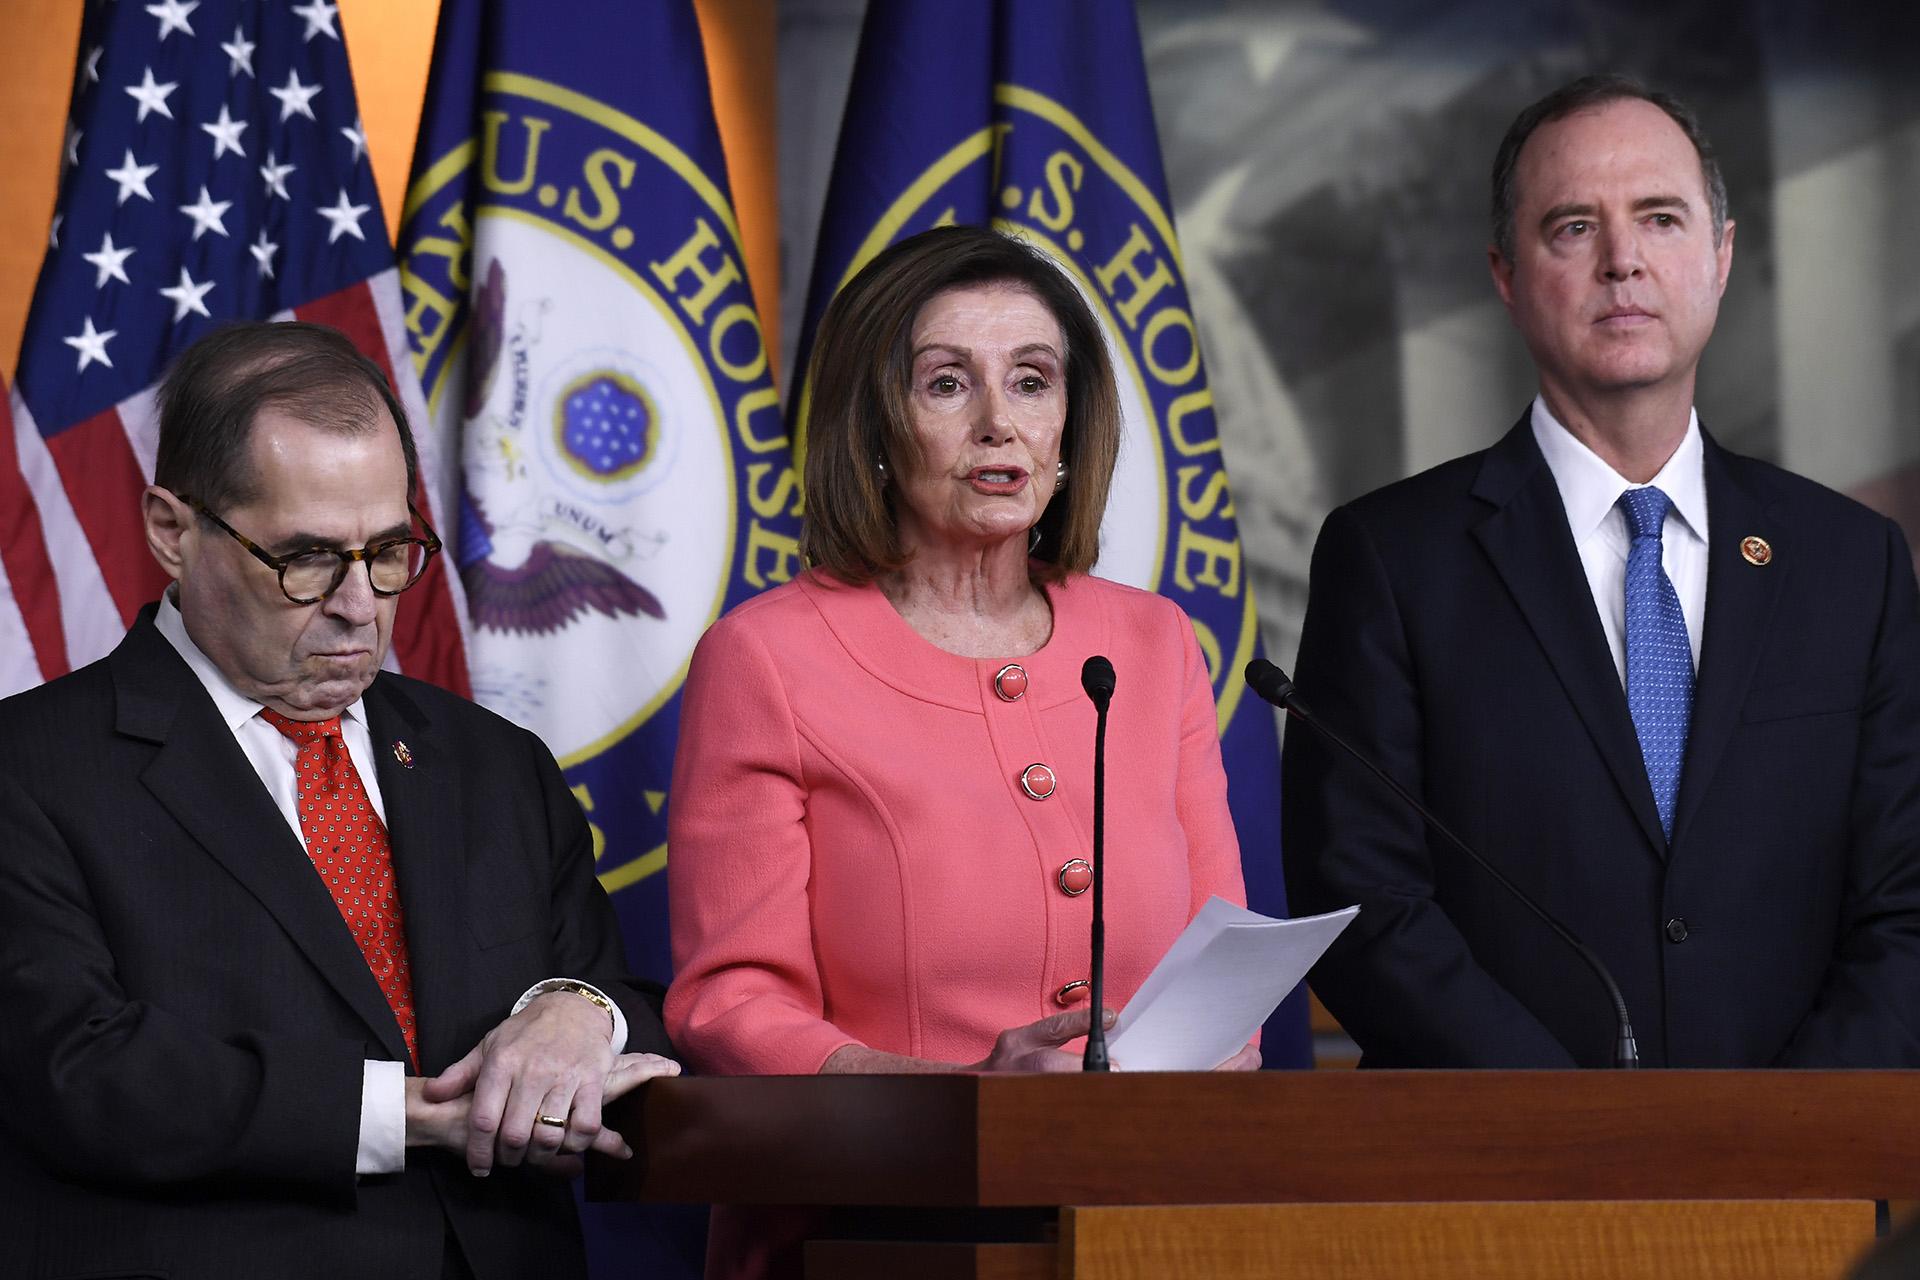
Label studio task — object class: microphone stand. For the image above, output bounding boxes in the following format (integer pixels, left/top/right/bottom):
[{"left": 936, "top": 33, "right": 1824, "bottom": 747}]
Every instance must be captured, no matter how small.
[
  {"left": 1081, "top": 656, "right": 1114, "bottom": 1072},
  {"left": 1246, "top": 659, "right": 1638, "bottom": 1069}
]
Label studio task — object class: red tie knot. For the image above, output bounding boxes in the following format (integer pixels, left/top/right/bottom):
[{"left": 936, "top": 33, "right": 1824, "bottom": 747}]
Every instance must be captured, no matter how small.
[{"left": 259, "top": 707, "right": 345, "bottom": 747}]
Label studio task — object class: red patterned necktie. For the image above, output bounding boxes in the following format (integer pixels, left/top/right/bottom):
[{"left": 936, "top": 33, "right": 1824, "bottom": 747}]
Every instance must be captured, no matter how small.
[{"left": 259, "top": 708, "right": 418, "bottom": 1067}]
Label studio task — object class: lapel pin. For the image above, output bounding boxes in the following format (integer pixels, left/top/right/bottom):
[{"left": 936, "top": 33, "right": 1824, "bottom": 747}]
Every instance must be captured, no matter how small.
[
  {"left": 1740, "top": 536, "right": 1773, "bottom": 567},
  {"left": 392, "top": 740, "right": 415, "bottom": 769}
]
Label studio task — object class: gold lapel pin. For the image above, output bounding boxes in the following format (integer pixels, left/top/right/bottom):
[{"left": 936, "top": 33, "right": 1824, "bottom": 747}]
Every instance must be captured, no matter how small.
[
  {"left": 392, "top": 740, "right": 415, "bottom": 768},
  {"left": 1740, "top": 536, "right": 1773, "bottom": 566}
]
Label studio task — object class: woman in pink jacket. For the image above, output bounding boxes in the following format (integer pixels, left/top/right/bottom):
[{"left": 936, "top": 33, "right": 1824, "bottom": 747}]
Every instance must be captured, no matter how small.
[
  {"left": 666, "top": 223, "right": 1257, "bottom": 1277},
  {"left": 667, "top": 225, "right": 1257, "bottom": 1077}
]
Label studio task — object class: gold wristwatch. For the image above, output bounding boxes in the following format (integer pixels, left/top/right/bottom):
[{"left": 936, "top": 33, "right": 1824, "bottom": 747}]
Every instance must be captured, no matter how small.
[{"left": 545, "top": 980, "right": 616, "bottom": 1031}]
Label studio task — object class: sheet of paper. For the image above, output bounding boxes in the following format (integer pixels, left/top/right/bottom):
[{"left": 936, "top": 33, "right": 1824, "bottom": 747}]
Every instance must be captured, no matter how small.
[{"left": 1105, "top": 898, "right": 1358, "bottom": 1071}]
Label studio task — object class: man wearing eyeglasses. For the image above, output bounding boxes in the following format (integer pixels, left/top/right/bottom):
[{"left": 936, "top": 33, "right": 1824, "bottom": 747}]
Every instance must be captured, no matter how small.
[{"left": 0, "top": 322, "right": 677, "bottom": 1280}]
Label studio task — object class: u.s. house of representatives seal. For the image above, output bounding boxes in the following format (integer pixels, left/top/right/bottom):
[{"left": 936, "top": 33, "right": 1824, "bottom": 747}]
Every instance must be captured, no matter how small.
[{"left": 401, "top": 74, "right": 800, "bottom": 894}]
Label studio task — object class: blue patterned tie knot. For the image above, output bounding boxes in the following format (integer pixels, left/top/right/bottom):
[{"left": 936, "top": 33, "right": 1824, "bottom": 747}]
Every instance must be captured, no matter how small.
[
  {"left": 1618, "top": 485, "right": 1692, "bottom": 841},
  {"left": 1619, "top": 485, "right": 1673, "bottom": 543}
]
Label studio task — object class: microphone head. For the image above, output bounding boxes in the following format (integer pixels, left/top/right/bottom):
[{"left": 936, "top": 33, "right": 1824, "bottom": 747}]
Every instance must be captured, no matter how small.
[
  {"left": 1244, "top": 658, "right": 1296, "bottom": 707},
  {"left": 1081, "top": 655, "right": 1116, "bottom": 703}
]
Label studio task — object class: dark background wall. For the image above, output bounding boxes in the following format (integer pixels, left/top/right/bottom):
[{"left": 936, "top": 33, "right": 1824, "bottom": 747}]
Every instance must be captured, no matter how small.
[{"left": 780, "top": 0, "right": 1920, "bottom": 673}]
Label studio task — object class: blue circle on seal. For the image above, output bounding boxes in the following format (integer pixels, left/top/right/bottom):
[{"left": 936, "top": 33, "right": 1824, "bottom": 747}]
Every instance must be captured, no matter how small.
[{"left": 557, "top": 371, "right": 658, "bottom": 482}]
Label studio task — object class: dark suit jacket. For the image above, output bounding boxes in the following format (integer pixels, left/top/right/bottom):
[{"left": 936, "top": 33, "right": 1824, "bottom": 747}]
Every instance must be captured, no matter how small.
[
  {"left": 0, "top": 608, "right": 671, "bottom": 1279},
  {"left": 1282, "top": 418, "right": 1920, "bottom": 1068}
]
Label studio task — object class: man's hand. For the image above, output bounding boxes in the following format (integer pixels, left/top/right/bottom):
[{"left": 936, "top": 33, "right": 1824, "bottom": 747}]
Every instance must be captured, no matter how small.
[
  {"left": 422, "top": 990, "right": 619, "bottom": 1177},
  {"left": 404, "top": 1076, "right": 471, "bottom": 1153},
  {"left": 521, "top": 1052, "right": 681, "bottom": 1176},
  {"left": 408, "top": 1053, "right": 680, "bottom": 1176}
]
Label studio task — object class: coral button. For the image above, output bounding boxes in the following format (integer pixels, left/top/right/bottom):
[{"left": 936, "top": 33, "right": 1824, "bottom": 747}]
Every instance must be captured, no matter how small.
[
  {"left": 1055, "top": 980, "right": 1090, "bottom": 1006},
  {"left": 1019, "top": 763, "right": 1056, "bottom": 800},
  {"left": 994, "top": 663, "right": 1029, "bottom": 701},
  {"left": 1057, "top": 859, "right": 1092, "bottom": 896}
]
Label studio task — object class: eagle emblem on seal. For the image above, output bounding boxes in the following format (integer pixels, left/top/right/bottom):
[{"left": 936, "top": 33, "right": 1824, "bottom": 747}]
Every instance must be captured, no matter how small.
[{"left": 455, "top": 262, "right": 666, "bottom": 636}]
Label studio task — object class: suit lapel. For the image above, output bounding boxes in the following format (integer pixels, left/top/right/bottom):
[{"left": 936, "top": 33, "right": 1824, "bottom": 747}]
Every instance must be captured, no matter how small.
[
  {"left": 116, "top": 617, "right": 412, "bottom": 1063},
  {"left": 1669, "top": 436, "right": 1785, "bottom": 850},
  {"left": 1469, "top": 420, "right": 1669, "bottom": 856},
  {"left": 363, "top": 676, "right": 468, "bottom": 1075}
]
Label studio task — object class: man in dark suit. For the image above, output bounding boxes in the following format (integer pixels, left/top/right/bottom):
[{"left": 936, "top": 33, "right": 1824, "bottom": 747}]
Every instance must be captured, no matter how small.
[
  {"left": 0, "top": 322, "right": 678, "bottom": 1278},
  {"left": 1283, "top": 74, "right": 1920, "bottom": 1068}
]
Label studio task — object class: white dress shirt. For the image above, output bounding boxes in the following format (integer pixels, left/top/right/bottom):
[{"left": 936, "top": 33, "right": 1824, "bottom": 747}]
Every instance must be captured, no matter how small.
[
  {"left": 154, "top": 593, "right": 627, "bottom": 1175},
  {"left": 1530, "top": 397, "right": 1709, "bottom": 684}
]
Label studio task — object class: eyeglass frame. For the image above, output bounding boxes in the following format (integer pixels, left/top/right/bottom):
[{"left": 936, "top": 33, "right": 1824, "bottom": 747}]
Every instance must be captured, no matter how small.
[{"left": 176, "top": 492, "right": 444, "bottom": 605}]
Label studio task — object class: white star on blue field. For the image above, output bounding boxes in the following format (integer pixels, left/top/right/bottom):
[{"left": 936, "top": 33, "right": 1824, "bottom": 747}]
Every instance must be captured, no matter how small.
[{"left": 564, "top": 377, "right": 650, "bottom": 475}]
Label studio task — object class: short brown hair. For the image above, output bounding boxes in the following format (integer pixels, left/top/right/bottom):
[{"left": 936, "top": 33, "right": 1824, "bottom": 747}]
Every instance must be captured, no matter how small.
[
  {"left": 800, "top": 226, "right": 1120, "bottom": 584},
  {"left": 1491, "top": 73, "right": 1729, "bottom": 262},
  {"left": 153, "top": 321, "right": 418, "bottom": 513}
]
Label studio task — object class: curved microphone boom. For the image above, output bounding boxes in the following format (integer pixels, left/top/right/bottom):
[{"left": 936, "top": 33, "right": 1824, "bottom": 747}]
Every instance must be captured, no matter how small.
[
  {"left": 1080, "top": 655, "right": 1115, "bottom": 1071},
  {"left": 1245, "top": 658, "right": 1639, "bottom": 1069}
]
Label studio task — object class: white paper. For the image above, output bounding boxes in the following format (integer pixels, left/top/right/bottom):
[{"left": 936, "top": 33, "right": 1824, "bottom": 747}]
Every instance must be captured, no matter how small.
[{"left": 1105, "top": 898, "right": 1359, "bottom": 1071}]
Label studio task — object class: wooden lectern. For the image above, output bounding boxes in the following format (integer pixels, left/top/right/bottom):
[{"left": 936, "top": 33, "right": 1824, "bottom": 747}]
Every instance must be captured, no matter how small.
[{"left": 589, "top": 1072, "right": 1918, "bottom": 1278}]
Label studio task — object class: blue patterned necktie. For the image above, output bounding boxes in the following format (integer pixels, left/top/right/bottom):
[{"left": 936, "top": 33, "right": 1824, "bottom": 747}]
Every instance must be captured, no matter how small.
[{"left": 1618, "top": 486, "right": 1693, "bottom": 841}]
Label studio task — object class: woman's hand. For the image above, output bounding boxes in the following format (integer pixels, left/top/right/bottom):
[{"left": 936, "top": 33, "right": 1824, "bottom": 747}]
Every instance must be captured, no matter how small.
[
  {"left": 1214, "top": 1044, "right": 1261, "bottom": 1071},
  {"left": 818, "top": 1008, "right": 1121, "bottom": 1073},
  {"left": 971, "top": 1007, "right": 1117, "bottom": 1072}
]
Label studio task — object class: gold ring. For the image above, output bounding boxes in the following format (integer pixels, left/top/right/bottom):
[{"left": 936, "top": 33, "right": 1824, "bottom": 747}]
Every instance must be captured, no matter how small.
[{"left": 535, "top": 1113, "right": 567, "bottom": 1128}]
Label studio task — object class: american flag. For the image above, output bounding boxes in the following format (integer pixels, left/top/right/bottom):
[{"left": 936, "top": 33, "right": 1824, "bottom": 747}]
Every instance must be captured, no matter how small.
[{"left": 0, "top": 0, "right": 470, "bottom": 696}]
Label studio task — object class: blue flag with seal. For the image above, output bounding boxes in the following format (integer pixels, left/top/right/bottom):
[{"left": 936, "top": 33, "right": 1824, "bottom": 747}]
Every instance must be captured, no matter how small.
[
  {"left": 795, "top": 0, "right": 1310, "bottom": 1067},
  {"left": 398, "top": 1, "right": 794, "bottom": 1270}
]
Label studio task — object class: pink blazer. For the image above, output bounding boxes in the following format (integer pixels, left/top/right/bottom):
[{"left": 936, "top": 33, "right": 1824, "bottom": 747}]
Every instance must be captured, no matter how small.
[{"left": 664, "top": 570, "right": 1247, "bottom": 1074}]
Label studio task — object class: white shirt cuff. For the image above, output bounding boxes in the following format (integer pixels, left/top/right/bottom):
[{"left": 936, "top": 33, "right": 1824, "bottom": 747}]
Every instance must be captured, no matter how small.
[
  {"left": 511, "top": 977, "right": 628, "bottom": 1052},
  {"left": 357, "top": 1058, "right": 406, "bottom": 1176}
]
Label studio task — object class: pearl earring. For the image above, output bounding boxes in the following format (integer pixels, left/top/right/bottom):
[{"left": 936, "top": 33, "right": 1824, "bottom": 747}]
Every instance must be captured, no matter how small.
[{"left": 1054, "top": 460, "right": 1069, "bottom": 492}]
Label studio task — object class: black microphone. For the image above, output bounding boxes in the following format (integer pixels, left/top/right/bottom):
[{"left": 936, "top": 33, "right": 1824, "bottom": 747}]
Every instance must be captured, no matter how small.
[
  {"left": 1081, "top": 655, "right": 1115, "bottom": 708},
  {"left": 1080, "top": 655, "right": 1115, "bottom": 1071},
  {"left": 1246, "top": 658, "right": 1639, "bottom": 1069}
]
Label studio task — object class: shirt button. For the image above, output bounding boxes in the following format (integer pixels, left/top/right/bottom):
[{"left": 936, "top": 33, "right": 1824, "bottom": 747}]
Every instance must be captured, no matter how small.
[
  {"left": 993, "top": 663, "right": 1029, "bottom": 702},
  {"left": 1054, "top": 980, "right": 1089, "bottom": 1006},
  {"left": 1665, "top": 917, "right": 1689, "bottom": 943},
  {"left": 1019, "top": 763, "right": 1056, "bottom": 800},
  {"left": 1057, "top": 858, "right": 1092, "bottom": 896}
]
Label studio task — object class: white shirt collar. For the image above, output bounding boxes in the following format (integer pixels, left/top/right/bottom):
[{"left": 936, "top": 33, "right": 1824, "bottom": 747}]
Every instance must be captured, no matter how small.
[
  {"left": 154, "top": 589, "right": 370, "bottom": 731},
  {"left": 1530, "top": 395, "right": 1708, "bottom": 545}
]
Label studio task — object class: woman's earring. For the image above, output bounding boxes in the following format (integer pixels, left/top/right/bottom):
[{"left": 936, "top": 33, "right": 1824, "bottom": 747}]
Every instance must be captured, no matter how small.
[
  {"left": 1054, "top": 460, "right": 1069, "bottom": 493},
  {"left": 1029, "top": 525, "right": 1043, "bottom": 553},
  {"left": 875, "top": 455, "right": 889, "bottom": 484}
]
